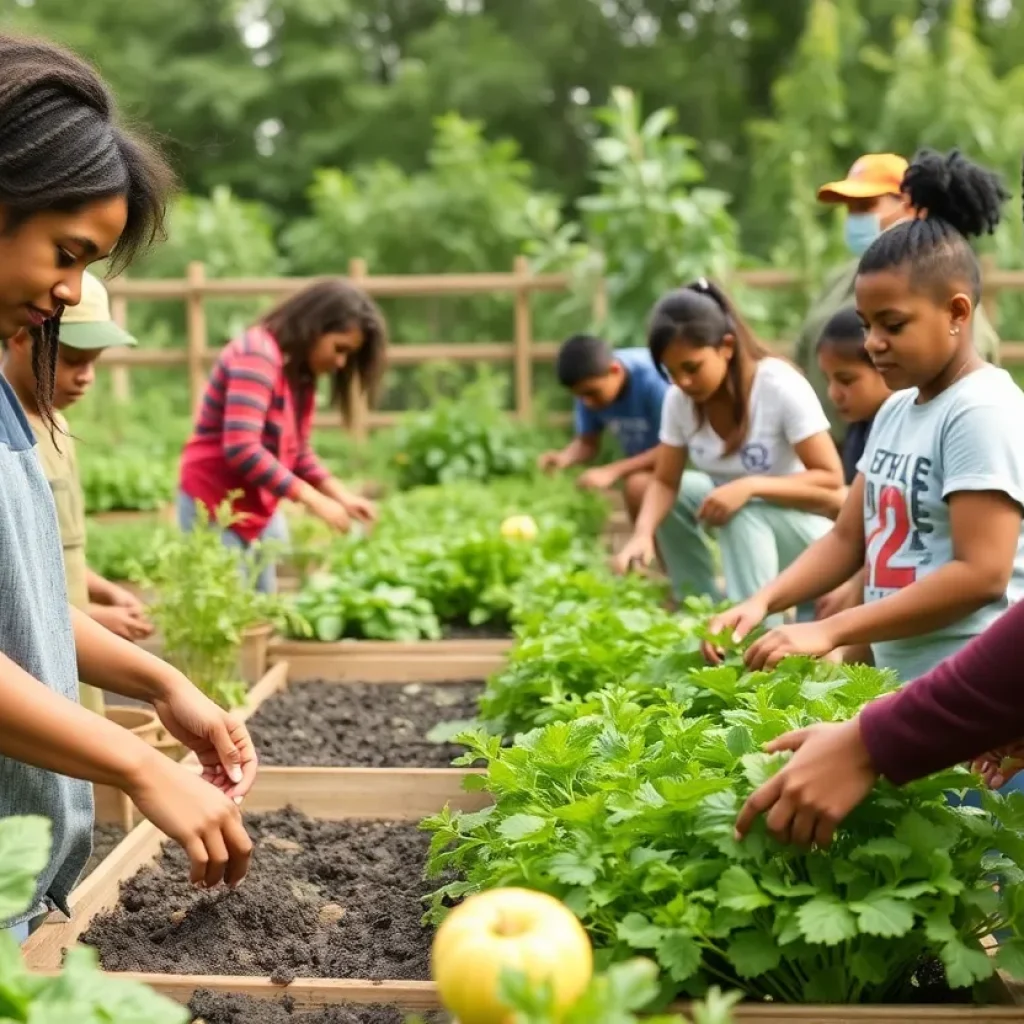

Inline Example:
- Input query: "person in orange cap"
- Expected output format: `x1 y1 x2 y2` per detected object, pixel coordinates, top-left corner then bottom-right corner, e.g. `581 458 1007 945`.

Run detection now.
794 153 1001 436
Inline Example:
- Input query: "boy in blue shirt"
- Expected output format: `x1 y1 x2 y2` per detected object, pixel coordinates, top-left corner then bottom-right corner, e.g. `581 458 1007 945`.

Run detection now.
539 334 668 520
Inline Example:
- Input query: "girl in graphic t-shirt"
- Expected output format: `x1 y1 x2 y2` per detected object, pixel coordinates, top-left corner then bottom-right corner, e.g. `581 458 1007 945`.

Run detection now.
612 279 845 622
708 148 1024 687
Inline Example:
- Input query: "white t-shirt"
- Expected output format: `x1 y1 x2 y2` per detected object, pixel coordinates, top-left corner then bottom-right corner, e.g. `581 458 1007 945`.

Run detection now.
858 365 1024 682
658 358 831 483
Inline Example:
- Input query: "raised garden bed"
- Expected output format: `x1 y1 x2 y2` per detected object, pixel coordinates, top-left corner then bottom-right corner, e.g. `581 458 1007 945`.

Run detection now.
247 679 482 768
189 989 447 1024
268 638 510 683
22 766 485 1014
25 763 1024 1020
85 823 127 879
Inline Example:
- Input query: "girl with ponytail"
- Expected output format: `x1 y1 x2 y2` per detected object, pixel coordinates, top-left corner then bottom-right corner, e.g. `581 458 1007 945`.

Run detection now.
710 148 1024 689
613 278 844 620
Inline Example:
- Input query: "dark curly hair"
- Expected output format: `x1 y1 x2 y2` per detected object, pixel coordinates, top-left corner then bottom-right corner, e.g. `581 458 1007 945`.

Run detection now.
0 33 175 429
858 148 1008 304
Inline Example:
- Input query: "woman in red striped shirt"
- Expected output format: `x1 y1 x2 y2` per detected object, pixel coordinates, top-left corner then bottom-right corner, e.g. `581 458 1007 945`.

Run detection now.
178 278 388 592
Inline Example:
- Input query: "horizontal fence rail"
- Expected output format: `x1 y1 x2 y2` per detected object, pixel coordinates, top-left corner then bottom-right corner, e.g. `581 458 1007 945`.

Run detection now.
101 257 1024 438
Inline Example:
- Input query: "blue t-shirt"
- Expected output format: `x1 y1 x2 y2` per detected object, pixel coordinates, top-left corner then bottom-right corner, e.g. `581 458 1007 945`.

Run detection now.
858 366 1024 682
574 348 668 457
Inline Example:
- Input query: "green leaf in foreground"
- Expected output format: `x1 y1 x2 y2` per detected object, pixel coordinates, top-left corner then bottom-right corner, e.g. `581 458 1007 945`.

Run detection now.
0 816 51 921
940 937 995 989
497 813 548 841
849 893 916 938
796 896 858 947
717 866 772 912
725 930 782 979
995 937 1024 979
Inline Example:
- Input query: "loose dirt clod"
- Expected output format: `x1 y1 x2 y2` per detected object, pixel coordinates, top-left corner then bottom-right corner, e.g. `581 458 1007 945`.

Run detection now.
82 808 440 981
188 989 449 1023
247 681 483 767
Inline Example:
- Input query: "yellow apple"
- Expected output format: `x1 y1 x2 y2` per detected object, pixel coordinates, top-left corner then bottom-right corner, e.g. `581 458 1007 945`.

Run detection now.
500 515 538 542
432 888 593 1024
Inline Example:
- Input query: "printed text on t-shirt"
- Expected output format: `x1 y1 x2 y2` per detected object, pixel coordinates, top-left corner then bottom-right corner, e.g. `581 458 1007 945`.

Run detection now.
864 447 934 590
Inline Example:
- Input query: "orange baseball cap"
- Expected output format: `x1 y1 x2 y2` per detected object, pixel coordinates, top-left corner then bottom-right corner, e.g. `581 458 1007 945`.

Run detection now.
817 153 909 203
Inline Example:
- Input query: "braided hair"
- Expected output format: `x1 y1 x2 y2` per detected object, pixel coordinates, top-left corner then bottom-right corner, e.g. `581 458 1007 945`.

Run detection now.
647 278 770 454
858 148 1008 304
0 34 174 428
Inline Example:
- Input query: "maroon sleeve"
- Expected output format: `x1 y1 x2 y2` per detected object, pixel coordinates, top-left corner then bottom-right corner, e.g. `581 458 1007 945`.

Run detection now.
860 601 1024 785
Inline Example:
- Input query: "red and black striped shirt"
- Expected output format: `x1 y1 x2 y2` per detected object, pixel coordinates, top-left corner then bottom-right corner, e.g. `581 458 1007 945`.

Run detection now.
179 327 329 541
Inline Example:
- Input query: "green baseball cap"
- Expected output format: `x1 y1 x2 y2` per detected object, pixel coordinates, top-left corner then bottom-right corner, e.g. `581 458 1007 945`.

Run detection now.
59 271 137 350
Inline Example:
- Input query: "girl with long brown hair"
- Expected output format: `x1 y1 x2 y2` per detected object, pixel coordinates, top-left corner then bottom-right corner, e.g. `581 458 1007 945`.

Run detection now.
178 277 388 592
613 278 844 621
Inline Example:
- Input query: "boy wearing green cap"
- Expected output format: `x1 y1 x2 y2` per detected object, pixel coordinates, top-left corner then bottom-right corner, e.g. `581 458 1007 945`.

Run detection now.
1 271 154 713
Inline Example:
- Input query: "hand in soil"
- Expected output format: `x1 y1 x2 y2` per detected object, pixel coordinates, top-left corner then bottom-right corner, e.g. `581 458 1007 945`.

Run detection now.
152 677 258 800
125 751 253 889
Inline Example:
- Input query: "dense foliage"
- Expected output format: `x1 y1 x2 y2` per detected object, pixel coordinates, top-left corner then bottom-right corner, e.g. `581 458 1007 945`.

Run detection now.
133 500 274 708
85 520 169 582
390 377 536 489
80 454 176 515
0 817 187 1024
427 658 1024 1003
283 477 610 642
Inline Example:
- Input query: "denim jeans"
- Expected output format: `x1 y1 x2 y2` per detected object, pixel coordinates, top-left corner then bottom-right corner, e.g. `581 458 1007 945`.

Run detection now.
177 492 290 594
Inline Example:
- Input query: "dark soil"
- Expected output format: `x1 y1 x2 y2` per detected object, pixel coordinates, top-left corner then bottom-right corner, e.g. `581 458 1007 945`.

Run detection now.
85 823 126 878
247 681 483 767
189 990 448 1024
82 808 439 981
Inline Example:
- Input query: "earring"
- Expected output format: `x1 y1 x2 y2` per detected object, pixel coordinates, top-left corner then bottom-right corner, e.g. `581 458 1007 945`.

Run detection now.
950 326 960 336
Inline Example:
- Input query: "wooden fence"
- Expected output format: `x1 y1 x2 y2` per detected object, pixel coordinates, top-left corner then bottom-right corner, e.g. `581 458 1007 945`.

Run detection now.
101 257 1024 439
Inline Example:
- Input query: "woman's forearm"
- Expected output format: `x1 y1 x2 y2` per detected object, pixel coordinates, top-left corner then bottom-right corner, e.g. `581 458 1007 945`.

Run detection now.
825 562 1005 648
0 650 151 789
748 476 847 519
71 606 180 702
762 530 864 614
633 477 678 539
859 599 1024 784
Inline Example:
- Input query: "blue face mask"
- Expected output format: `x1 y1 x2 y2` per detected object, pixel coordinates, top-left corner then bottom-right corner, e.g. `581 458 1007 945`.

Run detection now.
844 212 882 256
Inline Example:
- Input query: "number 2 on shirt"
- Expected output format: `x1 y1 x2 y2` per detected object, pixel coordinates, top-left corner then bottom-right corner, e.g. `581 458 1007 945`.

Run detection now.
866 485 916 590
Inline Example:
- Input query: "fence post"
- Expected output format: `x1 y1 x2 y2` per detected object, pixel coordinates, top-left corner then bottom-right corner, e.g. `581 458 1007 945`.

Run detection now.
347 257 370 441
109 288 131 403
513 255 533 421
186 261 208 415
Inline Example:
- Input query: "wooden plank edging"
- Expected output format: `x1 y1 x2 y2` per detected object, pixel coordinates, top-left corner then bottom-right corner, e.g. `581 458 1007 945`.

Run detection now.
269 638 510 683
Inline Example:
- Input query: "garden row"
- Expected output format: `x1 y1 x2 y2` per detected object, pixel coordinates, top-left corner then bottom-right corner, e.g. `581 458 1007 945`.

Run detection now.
20 475 1024 1022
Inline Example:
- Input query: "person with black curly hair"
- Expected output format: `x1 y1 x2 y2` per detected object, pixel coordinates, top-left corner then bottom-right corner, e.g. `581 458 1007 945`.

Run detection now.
709 148 1024 687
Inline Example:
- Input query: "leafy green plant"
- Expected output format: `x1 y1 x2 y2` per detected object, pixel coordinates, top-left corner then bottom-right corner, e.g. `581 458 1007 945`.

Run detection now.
282 476 611 641
133 499 273 708
495 960 739 1024
287 575 442 643
390 375 534 489
426 660 1024 1004
79 452 176 514
85 520 170 582
477 599 712 736
0 816 187 1024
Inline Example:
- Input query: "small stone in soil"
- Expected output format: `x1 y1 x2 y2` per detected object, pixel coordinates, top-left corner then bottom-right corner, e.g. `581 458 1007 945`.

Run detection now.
246 681 483 767
82 807 441 982
189 989 449 1023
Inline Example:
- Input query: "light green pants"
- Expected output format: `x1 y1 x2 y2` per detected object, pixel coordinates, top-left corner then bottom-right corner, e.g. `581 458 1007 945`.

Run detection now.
656 471 834 626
